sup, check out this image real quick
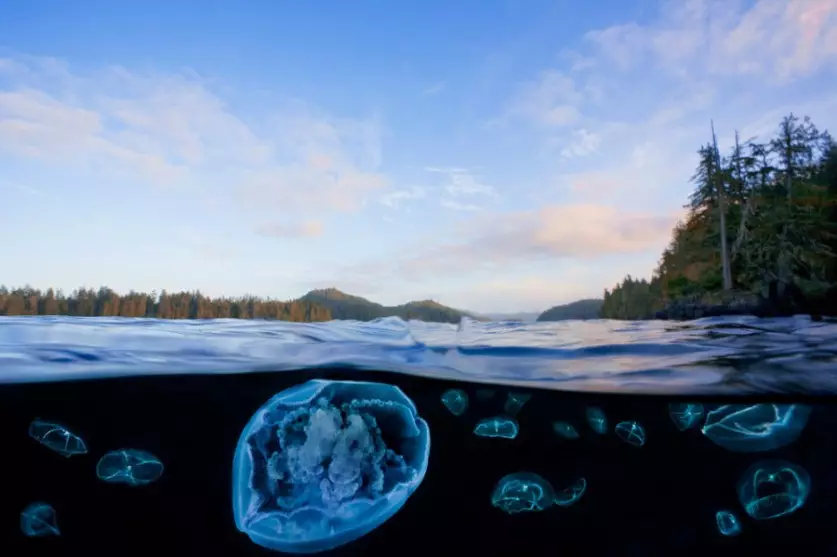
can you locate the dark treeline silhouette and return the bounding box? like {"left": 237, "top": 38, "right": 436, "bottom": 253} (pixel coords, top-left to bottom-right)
{"left": 0, "top": 286, "right": 474, "bottom": 323}
{"left": 0, "top": 286, "right": 332, "bottom": 321}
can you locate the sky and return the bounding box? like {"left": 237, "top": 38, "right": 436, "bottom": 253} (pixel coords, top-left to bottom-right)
{"left": 1, "top": 0, "right": 836, "bottom": 314}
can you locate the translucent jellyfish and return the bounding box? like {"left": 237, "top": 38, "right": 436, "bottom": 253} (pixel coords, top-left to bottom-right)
{"left": 503, "top": 392, "right": 532, "bottom": 416}
{"left": 28, "top": 419, "right": 88, "bottom": 458}
{"left": 701, "top": 403, "right": 810, "bottom": 452}
{"left": 232, "top": 379, "right": 430, "bottom": 554}
{"left": 554, "top": 477, "right": 587, "bottom": 507}
{"left": 715, "top": 510, "right": 741, "bottom": 536}
{"left": 615, "top": 421, "right": 646, "bottom": 447}
{"left": 440, "top": 389, "right": 468, "bottom": 416}
{"left": 20, "top": 502, "right": 60, "bottom": 537}
{"left": 669, "top": 402, "right": 705, "bottom": 431}
{"left": 491, "top": 472, "right": 555, "bottom": 514}
{"left": 552, "top": 421, "right": 580, "bottom": 440}
{"left": 474, "top": 416, "right": 519, "bottom": 439}
{"left": 96, "top": 449, "right": 164, "bottom": 486}
{"left": 585, "top": 406, "right": 608, "bottom": 434}
{"left": 737, "top": 459, "right": 810, "bottom": 520}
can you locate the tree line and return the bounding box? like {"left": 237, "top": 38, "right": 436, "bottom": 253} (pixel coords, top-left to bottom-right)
{"left": 601, "top": 113, "right": 837, "bottom": 319}
{"left": 0, "top": 286, "right": 332, "bottom": 321}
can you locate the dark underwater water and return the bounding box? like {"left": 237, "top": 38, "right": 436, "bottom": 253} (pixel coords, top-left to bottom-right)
{"left": 3, "top": 369, "right": 837, "bottom": 556}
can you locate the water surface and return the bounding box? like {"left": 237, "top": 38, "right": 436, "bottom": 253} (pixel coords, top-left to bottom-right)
{"left": 2, "top": 316, "right": 836, "bottom": 556}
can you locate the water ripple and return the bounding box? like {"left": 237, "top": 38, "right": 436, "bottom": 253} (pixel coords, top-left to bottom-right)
{"left": 0, "top": 315, "right": 835, "bottom": 395}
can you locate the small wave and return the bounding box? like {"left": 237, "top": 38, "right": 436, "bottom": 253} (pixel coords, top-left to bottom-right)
{"left": 0, "top": 315, "right": 835, "bottom": 395}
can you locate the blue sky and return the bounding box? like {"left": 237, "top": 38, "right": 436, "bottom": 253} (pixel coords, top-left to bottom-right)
{"left": 1, "top": 0, "right": 836, "bottom": 313}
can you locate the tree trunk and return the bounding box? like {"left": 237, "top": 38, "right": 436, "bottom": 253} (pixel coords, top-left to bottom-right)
{"left": 711, "top": 121, "right": 733, "bottom": 291}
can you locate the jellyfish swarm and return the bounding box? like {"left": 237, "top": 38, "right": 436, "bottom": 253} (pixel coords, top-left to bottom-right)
{"left": 701, "top": 404, "right": 810, "bottom": 452}
{"left": 669, "top": 402, "right": 704, "bottom": 431}
{"left": 554, "top": 478, "right": 586, "bottom": 507}
{"left": 440, "top": 389, "right": 468, "bottom": 416}
{"left": 503, "top": 392, "right": 532, "bottom": 416}
{"left": 28, "top": 419, "right": 88, "bottom": 458}
{"left": 615, "top": 421, "right": 646, "bottom": 447}
{"left": 233, "top": 379, "right": 430, "bottom": 554}
{"left": 97, "top": 449, "right": 164, "bottom": 486}
{"left": 715, "top": 510, "right": 742, "bottom": 536}
{"left": 491, "top": 472, "right": 555, "bottom": 514}
{"left": 737, "top": 459, "right": 810, "bottom": 520}
{"left": 552, "top": 421, "right": 580, "bottom": 440}
{"left": 585, "top": 407, "right": 607, "bottom": 434}
{"left": 474, "top": 416, "right": 519, "bottom": 439}
{"left": 20, "top": 502, "right": 60, "bottom": 537}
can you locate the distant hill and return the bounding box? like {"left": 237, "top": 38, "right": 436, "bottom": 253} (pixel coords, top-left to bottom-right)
{"left": 298, "top": 288, "right": 474, "bottom": 323}
{"left": 536, "top": 299, "right": 603, "bottom": 321}
{"left": 479, "top": 312, "right": 541, "bottom": 322}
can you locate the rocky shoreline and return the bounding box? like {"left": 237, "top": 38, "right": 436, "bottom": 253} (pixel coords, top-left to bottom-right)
{"left": 651, "top": 282, "right": 837, "bottom": 321}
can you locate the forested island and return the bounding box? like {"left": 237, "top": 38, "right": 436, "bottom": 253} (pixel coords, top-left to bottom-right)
{"left": 536, "top": 299, "right": 603, "bottom": 321}
{"left": 600, "top": 113, "right": 837, "bottom": 320}
{"left": 0, "top": 286, "right": 473, "bottom": 324}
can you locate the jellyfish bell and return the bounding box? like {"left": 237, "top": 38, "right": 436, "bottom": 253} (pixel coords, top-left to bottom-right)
{"left": 233, "top": 379, "right": 430, "bottom": 554}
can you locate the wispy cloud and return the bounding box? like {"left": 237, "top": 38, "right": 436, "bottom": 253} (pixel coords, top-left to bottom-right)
{"left": 0, "top": 55, "right": 388, "bottom": 217}
{"left": 504, "top": 69, "right": 585, "bottom": 127}
{"left": 336, "top": 203, "right": 683, "bottom": 280}
{"left": 378, "top": 185, "right": 427, "bottom": 208}
{"left": 422, "top": 81, "right": 446, "bottom": 95}
{"left": 440, "top": 199, "right": 481, "bottom": 211}
{"left": 585, "top": 0, "right": 837, "bottom": 82}
{"left": 559, "top": 128, "right": 602, "bottom": 158}
{"left": 255, "top": 220, "right": 324, "bottom": 239}
{"left": 424, "top": 166, "right": 498, "bottom": 198}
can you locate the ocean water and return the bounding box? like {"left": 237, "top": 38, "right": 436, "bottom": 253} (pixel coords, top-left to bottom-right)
{"left": 2, "top": 315, "right": 837, "bottom": 556}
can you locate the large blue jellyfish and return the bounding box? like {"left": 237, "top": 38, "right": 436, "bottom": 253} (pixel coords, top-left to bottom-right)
{"left": 96, "top": 449, "right": 164, "bottom": 486}
{"left": 715, "top": 510, "right": 742, "bottom": 536}
{"left": 554, "top": 477, "right": 586, "bottom": 507}
{"left": 585, "top": 407, "right": 608, "bottom": 434}
{"left": 737, "top": 459, "right": 810, "bottom": 520}
{"left": 701, "top": 404, "right": 810, "bottom": 452}
{"left": 503, "top": 392, "right": 532, "bottom": 416}
{"left": 28, "top": 419, "right": 88, "bottom": 458}
{"left": 474, "top": 416, "right": 519, "bottom": 439}
{"left": 552, "top": 421, "right": 580, "bottom": 440}
{"left": 491, "top": 472, "right": 555, "bottom": 514}
{"left": 233, "top": 379, "right": 430, "bottom": 554}
{"left": 440, "top": 389, "right": 468, "bottom": 416}
{"left": 669, "top": 402, "right": 704, "bottom": 431}
{"left": 20, "top": 502, "right": 60, "bottom": 537}
{"left": 615, "top": 421, "right": 646, "bottom": 447}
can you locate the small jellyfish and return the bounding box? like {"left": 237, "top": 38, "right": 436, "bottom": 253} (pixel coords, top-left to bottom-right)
{"left": 615, "top": 421, "right": 646, "bottom": 447}
{"left": 96, "top": 449, "right": 164, "bottom": 486}
{"left": 669, "top": 402, "right": 705, "bottom": 431}
{"left": 585, "top": 407, "right": 608, "bottom": 434}
{"left": 702, "top": 403, "right": 810, "bottom": 453}
{"left": 503, "top": 392, "right": 532, "bottom": 416}
{"left": 474, "top": 416, "right": 519, "bottom": 439}
{"left": 28, "top": 419, "right": 88, "bottom": 458}
{"left": 20, "top": 502, "right": 60, "bottom": 537}
{"left": 737, "top": 459, "right": 810, "bottom": 520}
{"left": 491, "top": 472, "right": 555, "bottom": 514}
{"left": 476, "top": 388, "right": 495, "bottom": 401}
{"left": 552, "top": 421, "right": 580, "bottom": 440}
{"left": 554, "top": 477, "right": 587, "bottom": 507}
{"left": 440, "top": 388, "right": 469, "bottom": 416}
{"left": 715, "top": 510, "right": 742, "bottom": 536}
